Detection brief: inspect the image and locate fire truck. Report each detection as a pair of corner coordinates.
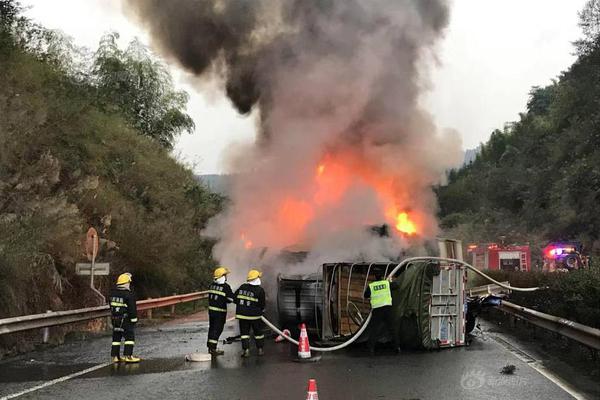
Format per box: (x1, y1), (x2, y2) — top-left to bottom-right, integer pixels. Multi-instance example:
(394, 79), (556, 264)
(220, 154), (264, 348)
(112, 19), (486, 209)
(466, 243), (531, 271)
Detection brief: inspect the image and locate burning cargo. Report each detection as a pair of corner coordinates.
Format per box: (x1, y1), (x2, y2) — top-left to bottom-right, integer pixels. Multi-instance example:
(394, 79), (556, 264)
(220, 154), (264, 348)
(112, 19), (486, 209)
(277, 258), (467, 350)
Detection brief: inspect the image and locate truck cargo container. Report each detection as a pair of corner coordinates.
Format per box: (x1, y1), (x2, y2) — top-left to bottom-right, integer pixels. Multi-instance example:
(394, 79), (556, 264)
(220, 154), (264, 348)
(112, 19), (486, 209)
(277, 258), (468, 350)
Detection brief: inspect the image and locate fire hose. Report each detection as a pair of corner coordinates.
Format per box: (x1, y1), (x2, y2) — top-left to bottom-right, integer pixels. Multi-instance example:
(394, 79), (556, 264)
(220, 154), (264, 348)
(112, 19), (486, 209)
(261, 313), (372, 351)
(261, 257), (541, 352)
(386, 257), (542, 292)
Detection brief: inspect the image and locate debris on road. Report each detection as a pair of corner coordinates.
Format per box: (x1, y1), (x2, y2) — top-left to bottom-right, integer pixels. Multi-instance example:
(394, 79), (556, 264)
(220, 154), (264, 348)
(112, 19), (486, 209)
(501, 364), (517, 375)
(184, 353), (212, 362)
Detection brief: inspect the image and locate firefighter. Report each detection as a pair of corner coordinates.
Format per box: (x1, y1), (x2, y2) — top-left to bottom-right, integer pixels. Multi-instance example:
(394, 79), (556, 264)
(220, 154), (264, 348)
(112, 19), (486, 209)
(235, 269), (266, 358)
(364, 271), (400, 356)
(109, 273), (140, 363)
(207, 266), (234, 356)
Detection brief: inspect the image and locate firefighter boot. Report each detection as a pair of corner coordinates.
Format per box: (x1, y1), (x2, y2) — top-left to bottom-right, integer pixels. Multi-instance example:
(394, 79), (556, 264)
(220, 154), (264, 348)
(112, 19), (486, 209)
(257, 348), (264, 356)
(111, 356), (122, 363)
(124, 355), (141, 363)
(209, 348), (224, 356)
(241, 349), (250, 358)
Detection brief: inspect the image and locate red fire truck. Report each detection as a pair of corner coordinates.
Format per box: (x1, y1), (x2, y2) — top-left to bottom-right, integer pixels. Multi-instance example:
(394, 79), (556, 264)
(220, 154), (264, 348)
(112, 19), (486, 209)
(467, 243), (531, 271)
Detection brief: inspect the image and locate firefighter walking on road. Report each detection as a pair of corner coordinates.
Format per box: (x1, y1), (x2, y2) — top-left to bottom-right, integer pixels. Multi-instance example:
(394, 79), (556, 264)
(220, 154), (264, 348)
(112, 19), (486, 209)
(235, 269), (266, 358)
(109, 273), (141, 363)
(364, 271), (400, 356)
(207, 266), (234, 356)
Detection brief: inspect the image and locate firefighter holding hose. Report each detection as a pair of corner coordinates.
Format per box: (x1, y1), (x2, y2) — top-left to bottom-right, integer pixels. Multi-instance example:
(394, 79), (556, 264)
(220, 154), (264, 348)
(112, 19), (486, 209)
(364, 271), (400, 356)
(109, 273), (141, 363)
(207, 266), (234, 356)
(235, 269), (266, 358)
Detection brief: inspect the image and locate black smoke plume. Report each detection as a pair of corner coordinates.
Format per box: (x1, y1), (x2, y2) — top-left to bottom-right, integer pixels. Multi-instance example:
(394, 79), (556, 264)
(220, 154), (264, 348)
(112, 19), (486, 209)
(125, 0), (462, 281)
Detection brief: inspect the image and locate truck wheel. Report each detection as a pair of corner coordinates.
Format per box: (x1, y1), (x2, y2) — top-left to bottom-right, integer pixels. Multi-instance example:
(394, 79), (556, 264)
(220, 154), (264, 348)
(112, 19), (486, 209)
(565, 255), (578, 270)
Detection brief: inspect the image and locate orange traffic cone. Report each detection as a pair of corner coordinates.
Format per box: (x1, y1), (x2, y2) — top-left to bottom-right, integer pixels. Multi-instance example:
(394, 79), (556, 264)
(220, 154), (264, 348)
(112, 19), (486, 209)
(298, 323), (311, 359)
(306, 378), (319, 400)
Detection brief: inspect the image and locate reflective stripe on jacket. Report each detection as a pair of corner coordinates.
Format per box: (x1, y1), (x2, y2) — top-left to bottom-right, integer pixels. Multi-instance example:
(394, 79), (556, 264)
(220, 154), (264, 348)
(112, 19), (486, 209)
(109, 287), (137, 323)
(208, 282), (234, 313)
(234, 283), (265, 319)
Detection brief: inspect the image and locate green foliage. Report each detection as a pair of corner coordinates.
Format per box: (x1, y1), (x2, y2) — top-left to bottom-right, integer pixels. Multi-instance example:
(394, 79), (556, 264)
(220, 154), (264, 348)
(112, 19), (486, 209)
(576, 0), (600, 55)
(92, 33), (194, 148)
(470, 269), (600, 328)
(438, 7), (600, 254)
(0, 2), (222, 320)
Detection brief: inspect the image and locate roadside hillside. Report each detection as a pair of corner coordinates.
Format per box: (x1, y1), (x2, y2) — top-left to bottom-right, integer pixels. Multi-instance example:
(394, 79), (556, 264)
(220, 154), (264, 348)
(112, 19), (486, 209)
(437, 2), (600, 257)
(0, 0), (222, 334)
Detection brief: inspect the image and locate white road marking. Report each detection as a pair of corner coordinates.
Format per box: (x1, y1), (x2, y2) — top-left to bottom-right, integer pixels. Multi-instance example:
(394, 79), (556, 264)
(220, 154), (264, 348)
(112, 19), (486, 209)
(492, 335), (589, 400)
(526, 361), (588, 400)
(0, 362), (111, 400)
(3, 314), (238, 399)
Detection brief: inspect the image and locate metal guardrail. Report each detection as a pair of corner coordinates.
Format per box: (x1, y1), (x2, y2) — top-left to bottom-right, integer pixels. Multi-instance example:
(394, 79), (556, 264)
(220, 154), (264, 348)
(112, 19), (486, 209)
(0, 291), (208, 336)
(3, 287), (599, 351)
(498, 300), (600, 350)
(469, 282), (600, 350)
(468, 281), (511, 296)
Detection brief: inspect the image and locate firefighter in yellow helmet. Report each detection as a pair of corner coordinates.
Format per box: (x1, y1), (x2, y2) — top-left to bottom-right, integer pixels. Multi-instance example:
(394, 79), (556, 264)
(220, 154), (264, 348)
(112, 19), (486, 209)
(234, 269), (266, 357)
(109, 273), (140, 363)
(207, 266), (234, 356)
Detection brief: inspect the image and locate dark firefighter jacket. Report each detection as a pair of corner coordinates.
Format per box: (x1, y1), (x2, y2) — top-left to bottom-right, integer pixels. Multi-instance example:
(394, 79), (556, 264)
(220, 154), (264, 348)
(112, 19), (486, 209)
(109, 287), (138, 323)
(234, 283), (265, 320)
(208, 282), (234, 312)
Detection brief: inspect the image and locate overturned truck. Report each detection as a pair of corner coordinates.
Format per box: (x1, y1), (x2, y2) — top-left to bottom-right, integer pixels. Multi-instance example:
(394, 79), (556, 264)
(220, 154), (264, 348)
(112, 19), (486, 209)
(277, 258), (468, 350)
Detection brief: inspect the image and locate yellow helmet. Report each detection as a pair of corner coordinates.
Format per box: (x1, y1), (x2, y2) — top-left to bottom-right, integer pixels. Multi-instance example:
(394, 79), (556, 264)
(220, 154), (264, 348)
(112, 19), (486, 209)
(213, 267), (230, 279)
(247, 269), (262, 281)
(116, 273), (132, 285)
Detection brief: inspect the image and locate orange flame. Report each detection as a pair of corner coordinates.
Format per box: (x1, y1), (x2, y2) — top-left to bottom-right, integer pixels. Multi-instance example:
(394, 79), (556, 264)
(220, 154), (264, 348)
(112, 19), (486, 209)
(278, 197), (314, 235)
(316, 163), (325, 177)
(394, 212), (417, 235)
(237, 149), (423, 248)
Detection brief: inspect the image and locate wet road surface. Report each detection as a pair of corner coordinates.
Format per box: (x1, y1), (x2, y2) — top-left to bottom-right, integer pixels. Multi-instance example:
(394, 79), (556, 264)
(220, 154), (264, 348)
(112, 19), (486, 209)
(0, 314), (592, 400)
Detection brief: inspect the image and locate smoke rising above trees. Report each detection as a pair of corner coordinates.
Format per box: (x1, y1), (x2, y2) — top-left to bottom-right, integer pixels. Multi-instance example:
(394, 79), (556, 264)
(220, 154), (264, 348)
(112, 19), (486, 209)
(125, 0), (462, 277)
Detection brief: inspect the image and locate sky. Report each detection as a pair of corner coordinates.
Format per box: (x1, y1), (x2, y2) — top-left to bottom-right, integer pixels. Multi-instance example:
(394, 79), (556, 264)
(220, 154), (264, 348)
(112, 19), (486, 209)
(23, 0), (588, 174)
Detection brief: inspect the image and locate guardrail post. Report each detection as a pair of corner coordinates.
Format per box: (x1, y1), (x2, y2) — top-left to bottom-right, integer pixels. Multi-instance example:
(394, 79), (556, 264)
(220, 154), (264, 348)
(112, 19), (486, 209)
(170, 293), (176, 315)
(147, 298), (153, 320)
(42, 310), (51, 343)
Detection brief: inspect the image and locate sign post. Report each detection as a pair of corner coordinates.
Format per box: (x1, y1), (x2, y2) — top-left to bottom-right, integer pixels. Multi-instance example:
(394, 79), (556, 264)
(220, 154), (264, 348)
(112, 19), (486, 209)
(83, 228), (105, 303)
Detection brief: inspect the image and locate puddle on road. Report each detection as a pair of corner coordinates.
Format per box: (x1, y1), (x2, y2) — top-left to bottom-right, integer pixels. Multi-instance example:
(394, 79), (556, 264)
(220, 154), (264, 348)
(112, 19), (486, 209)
(0, 362), (98, 383)
(0, 342), (302, 384)
(89, 358), (203, 378)
(0, 356), (235, 383)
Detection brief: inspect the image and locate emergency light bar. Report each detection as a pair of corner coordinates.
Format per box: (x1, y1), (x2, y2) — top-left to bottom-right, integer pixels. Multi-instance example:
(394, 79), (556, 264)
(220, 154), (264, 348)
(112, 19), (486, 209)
(545, 246), (576, 258)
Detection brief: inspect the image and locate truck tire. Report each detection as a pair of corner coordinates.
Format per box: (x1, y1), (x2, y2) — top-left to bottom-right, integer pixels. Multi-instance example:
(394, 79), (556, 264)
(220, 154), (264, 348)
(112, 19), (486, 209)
(565, 255), (578, 270)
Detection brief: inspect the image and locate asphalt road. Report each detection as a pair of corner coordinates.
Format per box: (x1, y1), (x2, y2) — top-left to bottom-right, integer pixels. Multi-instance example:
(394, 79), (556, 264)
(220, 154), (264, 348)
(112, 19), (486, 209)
(0, 313), (592, 400)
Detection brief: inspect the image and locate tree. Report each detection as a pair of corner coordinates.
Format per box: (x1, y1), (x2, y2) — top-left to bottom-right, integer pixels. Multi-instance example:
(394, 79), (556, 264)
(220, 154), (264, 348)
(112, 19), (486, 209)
(93, 33), (194, 148)
(576, 0), (600, 55)
(437, 4), (600, 251)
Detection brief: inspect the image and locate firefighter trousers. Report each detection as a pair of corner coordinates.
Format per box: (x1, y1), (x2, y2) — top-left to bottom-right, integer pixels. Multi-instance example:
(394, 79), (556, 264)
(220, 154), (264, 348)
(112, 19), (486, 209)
(368, 306), (399, 352)
(238, 318), (265, 350)
(207, 310), (227, 350)
(111, 318), (135, 357)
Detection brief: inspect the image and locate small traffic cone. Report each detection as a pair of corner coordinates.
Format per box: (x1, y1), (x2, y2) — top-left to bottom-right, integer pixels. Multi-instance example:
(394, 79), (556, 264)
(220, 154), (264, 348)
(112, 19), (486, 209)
(275, 328), (291, 343)
(306, 378), (319, 400)
(298, 323), (311, 359)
